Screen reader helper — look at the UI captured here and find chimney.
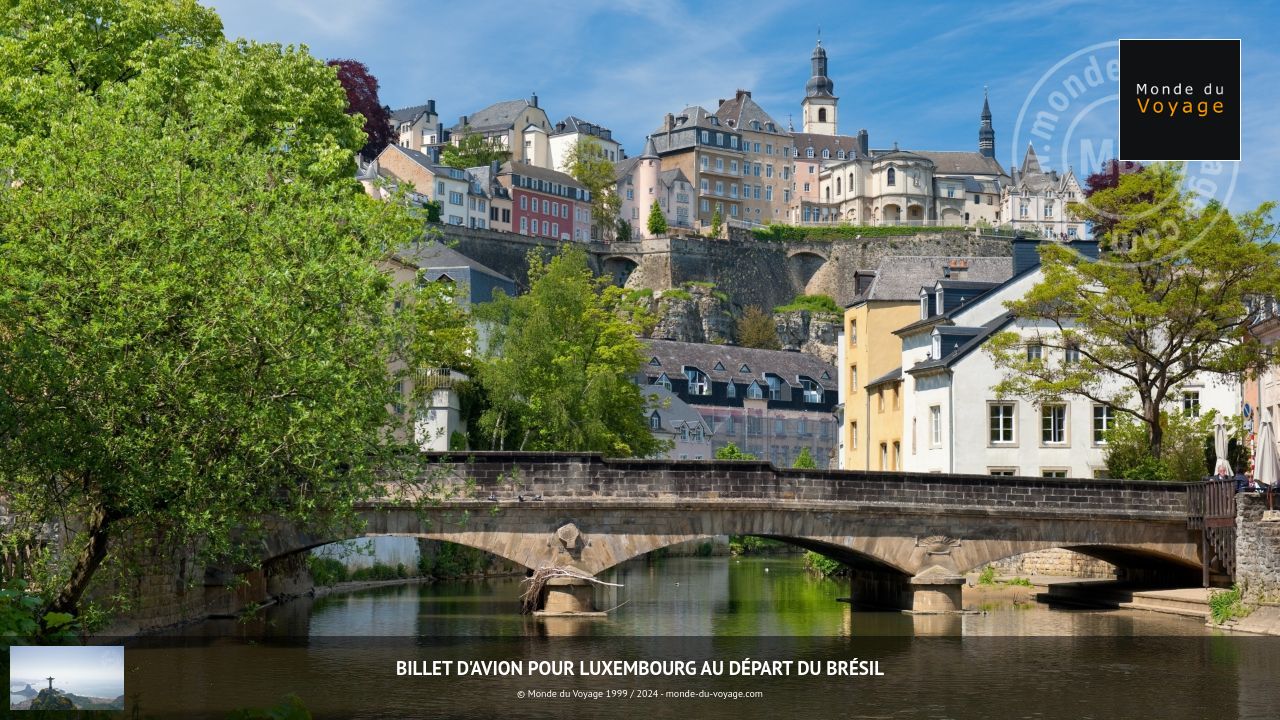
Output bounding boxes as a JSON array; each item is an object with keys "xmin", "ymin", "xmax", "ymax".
[
  {"xmin": 737, "ymin": 89, "xmax": 751, "ymax": 99},
  {"xmin": 857, "ymin": 129, "xmax": 869, "ymax": 155},
  {"xmin": 947, "ymin": 259, "xmax": 969, "ymax": 278},
  {"xmin": 665, "ymin": 113, "xmax": 675, "ymax": 131},
  {"xmin": 459, "ymin": 115, "xmax": 468, "ymax": 127},
  {"xmin": 427, "ymin": 99, "xmax": 436, "ymax": 115},
  {"xmin": 530, "ymin": 92, "xmax": 538, "ymax": 108}
]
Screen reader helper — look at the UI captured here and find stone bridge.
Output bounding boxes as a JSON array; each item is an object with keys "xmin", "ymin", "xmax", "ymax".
[{"xmin": 269, "ymin": 453, "xmax": 1202, "ymax": 614}]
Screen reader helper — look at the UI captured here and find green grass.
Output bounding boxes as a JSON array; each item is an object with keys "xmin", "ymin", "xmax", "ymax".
[
  {"xmin": 306, "ymin": 556, "xmax": 348, "ymax": 586},
  {"xmin": 774, "ymin": 294, "xmax": 841, "ymax": 314},
  {"xmin": 1005, "ymin": 576, "xmax": 1033, "ymax": 587},
  {"xmin": 661, "ymin": 288, "xmax": 693, "ymax": 301},
  {"xmin": 1209, "ymin": 584, "xmax": 1253, "ymax": 624}
]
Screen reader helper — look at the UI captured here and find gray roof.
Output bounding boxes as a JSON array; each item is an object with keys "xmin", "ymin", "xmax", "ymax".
[
  {"xmin": 501, "ymin": 160, "xmax": 587, "ymax": 191},
  {"xmin": 914, "ymin": 150, "xmax": 1006, "ymax": 177},
  {"xmin": 551, "ymin": 116, "xmax": 615, "ymax": 141},
  {"xmin": 381, "ymin": 144, "xmax": 455, "ymax": 176},
  {"xmin": 907, "ymin": 313, "xmax": 1016, "ymax": 374},
  {"xmin": 390, "ymin": 103, "xmax": 436, "ymax": 125},
  {"xmin": 860, "ymin": 256, "xmax": 1013, "ymax": 302},
  {"xmin": 451, "ymin": 99, "xmax": 535, "ymax": 134},
  {"xmin": 641, "ymin": 339, "xmax": 836, "ymax": 387},
  {"xmin": 865, "ymin": 366, "xmax": 902, "ymax": 389},
  {"xmin": 613, "ymin": 156, "xmax": 640, "ymax": 183},
  {"xmin": 651, "ymin": 105, "xmax": 732, "ymax": 136},
  {"xmin": 659, "ymin": 168, "xmax": 690, "ymax": 186},
  {"xmin": 393, "ymin": 241, "xmax": 514, "ymax": 284},
  {"xmin": 793, "ymin": 132, "xmax": 865, "ymax": 161},
  {"xmin": 714, "ymin": 91, "xmax": 787, "ymax": 136},
  {"xmin": 1009, "ymin": 145, "xmax": 1079, "ymax": 192},
  {"xmin": 641, "ymin": 385, "xmax": 711, "ymax": 434}
]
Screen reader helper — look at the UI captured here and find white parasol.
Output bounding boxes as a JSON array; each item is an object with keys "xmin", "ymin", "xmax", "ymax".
[
  {"xmin": 1213, "ymin": 417, "xmax": 1233, "ymax": 477},
  {"xmin": 1255, "ymin": 421, "xmax": 1278, "ymax": 490}
]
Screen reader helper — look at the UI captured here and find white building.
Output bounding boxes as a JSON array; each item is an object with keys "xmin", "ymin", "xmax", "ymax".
[
  {"xmin": 448, "ymin": 95, "xmax": 553, "ymax": 170},
  {"xmin": 549, "ymin": 116, "xmax": 623, "ymax": 173},
  {"xmin": 897, "ymin": 238, "xmax": 1239, "ymax": 478},
  {"xmin": 1003, "ymin": 145, "xmax": 1087, "ymax": 239}
]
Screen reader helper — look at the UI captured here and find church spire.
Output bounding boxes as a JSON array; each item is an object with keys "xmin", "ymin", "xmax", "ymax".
[{"xmin": 978, "ymin": 85, "xmax": 995, "ymax": 159}]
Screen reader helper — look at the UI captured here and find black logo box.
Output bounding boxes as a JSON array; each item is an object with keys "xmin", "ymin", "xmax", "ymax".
[{"xmin": 1119, "ymin": 39, "xmax": 1240, "ymax": 161}]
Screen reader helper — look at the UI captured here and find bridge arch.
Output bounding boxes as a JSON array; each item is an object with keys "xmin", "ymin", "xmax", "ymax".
[
  {"xmin": 601, "ymin": 255, "xmax": 639, "ymax": 286},
  {"xmin": 785, "ymin": 250, "xmax": 828, "ymax": 293}
]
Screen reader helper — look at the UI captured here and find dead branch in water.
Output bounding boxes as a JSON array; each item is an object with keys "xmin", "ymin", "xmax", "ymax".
[{"xmin": 519, "ymin": 566, "xmax": 623, "ymax": 614}]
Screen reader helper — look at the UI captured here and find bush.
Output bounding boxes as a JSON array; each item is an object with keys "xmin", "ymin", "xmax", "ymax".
[
  {"xmin": 419, "ymin": 542, "xmax": 489, "ymax": 579},
  {"xmin": 977, "ymin": 565, "xmax": 998, "ymax": 586},
  {"xmin": 728, "ymin": 535, "xmax": 789, "ymax": 555},
  {"xmin": 774, "ymin": 294, "xmax": 841, "ymax": 315},
  {"xmin": 1104, "ymin": 411, "xmax": 1216, "ymax": 482},
  {"xmin": 803, "ymin": 551, "xmax": 846, "ymax": 577},
  {"xmin": 661, "ymin": 288, "xmax": 693, "ymax": 301},
  {"xmin": 349, "ymin": 563, "xmax": 404, "ymax": 582},
  {"xmin": 306, "ymin": 556, "xmax": 348, "ymax": 586},
  {"xmin": 715, "ymin": 442, "xmax": 756, "ymax": 460}
]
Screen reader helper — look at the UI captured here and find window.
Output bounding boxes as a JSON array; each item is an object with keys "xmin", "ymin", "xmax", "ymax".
[
  {"xmin": 700, "ymin": 179, "xmax": 709, "ymax": 192},
  {"xmin": 990, "ymin": 403, "xmax": 1016, "ymax": 444},
  {"xmin": 803, "ymin": 182, "xmax": 811, "ymax": 192},
  {"xmin": 701, "ymin": 130, "xmax": 709, "ymax": 143},
  {"xmin": 716, "ymin": 158, "xmax": 724, "ymax": 171},
  {"xmin": 436, "ymin": 180, "xmax": 445, "ymax": 195},
  {"xmin": 989, "ymin": 468, "xmax": 1017, "ymax": 477},
  {"xmin": 701, "ymin": 156, "xmax": 709, "ymax": 171},
  {"xmin": 946, "ymin": 185, "xmax": 955, "ymax": 198},
  {"xmin": 887, "ymin": 167, "xmax": 896, "ymax": 186},
  {"xmin": 879, "ymin": 443, "xmax": 888, "ymax": 470},
  {"xmin": 892, "ymin": 441, "xmax": 901, "ymax": 470},
  {"xmin": 730, "ymin": 205, "xmax": 738, "ymax": 217},
  {"xmin": 1183, "ymin": 390, "xmax": 1200, "ymax": 417},
  {"xmin": 806, "ymin": 148, "xmax": 815, "ymax": 158},
  {"xmin": 1026, "ymin": 343, "xmax": 1042, "ymax": 361},
  {"xmin": 774, "ymin": 419, "xmax": 786, "ymax": 436},
  {"xmin": 1093, "ymin": 404, "xmax": 1114, "ymax": 444},
  {"xmin": 1065, "ymin": 343, "xmax": 1081, "ymax": 364},
  {"xmin": 726, "ymin": 382, "xmax": 736, "ymax": 398},
  {"xmin": 520, "ymin": 217, "xmax": 528, "ymax": 233},
  {"xmin": 715, "ymin": 181, "xmax": 724, "ymax": 195},
  {"xmin": 1041, "ymin": 404, "xmax": 1067, "ymax": 444},
  {"xmin": 818, "ymin": 108, "xmax": 827, "ymax": 122},
  {"xmin": 747, "ymin": 381, "xmax": 764, "ymax": 400},
  {"xmin": 1045, "ymin": 201, "xmax": 1055, "ymax": 218},
  {"xmin": 800, "ymin": 378, "xmax": 823, "ymax": 403},
  {"xmin": 700, "ymin": 199, "xmax": 709, "ymax": 212},
  {"xmin": 765, "ymin": 375, "xmax": 783, "ymax": 400},
  {"xmin": 541, "ymin": 220, "xmax": 549, "ymax": 235},
  {"xmin": 542, "ymin": 200, "xmax": 550, "ymax": 214},
  {"xmin": 822, "ymin": 148, "xmax": 830, "ymax": 159},
  {"xmin": 655, "ymin": 373, "xmax": 672, "ymax": 391},
  {"xmin": 929, "ymin": 406, "xmax": 942, "ymax": 446},
  {"xmin": 1042, "ymin": 469, "xmax": 1068, "ymax": 478},
  {"xmin": 650, "ymin": 412, "xmax": 661, "ymax": 430},
  {"xmin": 731, "ymin": 160, "xmax": 739, "ymax": 173},
  {"xmin": 851, "ymin": 421, "xmax": 858, "ymax": 449},
  {"xmin": 685, "ymin": 367, "xmax": 710, "ymax": 396}
]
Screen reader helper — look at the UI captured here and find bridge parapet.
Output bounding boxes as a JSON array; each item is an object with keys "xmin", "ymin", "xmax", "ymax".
[{"xmin": 412, "ymin": 452, "xmax": 1190, "ymax": 519}]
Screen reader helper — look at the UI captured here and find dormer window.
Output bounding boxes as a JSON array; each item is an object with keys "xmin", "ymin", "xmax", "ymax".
[
  {"xmin": 649, "ymin": 412, "xmax": 661, "ymax": 430},
  {"xmin": 655, "ymin": 373, "xmax": 673, "ymax": 391},
  {"xmin": 806, "ymin": 148, "xmax": 815, "ymax": 159},
  {"xmin": 935, "ymin": 288, "xmax": 944, "ymax": 313},
  {"xmin": 747, "ymin": 381, "xmax": 764, "ymax": 400},
  {"xmin": 822, "ymin": 149, "xmax": 830, "ymax": 159},
  {"xmin": 920, "ymin": 289, "xmax": 930, "ymax": 319},
  {"xmin": 800, "ymin": 377, "xmax": 823, "ymax": 404},
  {"xmin": 684, "ymin": 367, "xmax": 710, "ymax": 396},
  {"xmin": 931, "ymin": 333, "xmax": 942, "ymax": 360}
]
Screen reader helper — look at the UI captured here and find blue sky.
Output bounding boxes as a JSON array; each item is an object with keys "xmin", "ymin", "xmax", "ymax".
[
  {"xmin": 9, "ymin": 646, "xmax": 125, "ymax": 697},
  {"xmin": 207, "ymin": 0, "xmax": 1277, "ymax": 212}
]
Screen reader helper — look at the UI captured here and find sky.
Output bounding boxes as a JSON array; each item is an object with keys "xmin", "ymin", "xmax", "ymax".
[
  {"xmin": 207, "ymin": 0, "xmax": 1278, "ymax": 212},
  {"xmin": 9, "ymin": 646, "xmax": 125, "ymax": 697}
]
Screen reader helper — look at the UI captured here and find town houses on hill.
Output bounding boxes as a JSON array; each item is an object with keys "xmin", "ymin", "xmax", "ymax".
[{"xmin": 363, "ymin": 40, "xmax": 1084, "ymax": 242}]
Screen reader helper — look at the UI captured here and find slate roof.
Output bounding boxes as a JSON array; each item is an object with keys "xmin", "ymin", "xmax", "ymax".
[
  {"xmin": 907, "ymin": 313, "xmax": 1016, "ymax": 374},
  {"xmin": 859, "ymin": 256, "xmax": 1013, "ymax": 303},
  {"xmin": 502, "ymin": 160, "xmax": 587, "ymax": 191},
  {"xmin": 793, "ymin": 132, "xmax": 865, "ymax": 161},
  {"xmin": 390, "ymin": 103, "xmax": 436, "ymax": 125},
  {"xmin": 913, "ymin": 150, "xmax": 1007, "ymax": 177},
  {"xmin": 659, "ymin": 168, "xmax": 690, "ymax": 186},
  {"xmin": 641, "ymin": 385, "xmax": 712, "ymax": 434},
  {"xmin": 614, "ymin": 156, "xmax": 640, "ymax": 183},
  {"xmin": 551, "ymin": 116, "xmax": 615, "ymax": 140},
  {"xmin": 865, "ymin": 366, "xmax": 902, "ymax": 389},
  {"xmin": 714, "ymin": 91, "xmax": 787, "ymax": 135},
  {"xmin": 1008, "ymin": 145, "xmax": 1079, "ymax": 192},
  {"xmin": 641, "ymin": 339, "xmax": 836, "ymax": 386},
  {"xmin": 651, "ymin": 106, "xmax": 730, "ymax": 136},
  {"xmin": 382, "ymin": 144, "xmax": 455, "ymax": 176},
  {"xmin": 450, "ymin": 99, "xmax": 535, "ymax": 134},
  {"xmin": 393, "ymin": 241, "xmax": 514, "ymax": 284}
]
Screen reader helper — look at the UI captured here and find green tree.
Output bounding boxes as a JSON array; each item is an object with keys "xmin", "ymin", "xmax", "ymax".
[
  {"xmin": 792, "ymin": 447, "xmax": 817, "ymax": 469},
  {"xmin": 0, "ymin": 0, "xmax": 420, "ymax": 616},
  {"xmin": 562, "ymin": 136, "xmax": 619, "ymax": 240},
  {"xmin": 616, "ymin": 215, "xmax": 633, "ymax": 242},
  {"xmin": 647, "ymin": 200, "xmax": 668, "ymax": 236},
  {"xmin": 710, "ymin": 206, "xmax": 723, "ymax": 238},
  {"xmin": 404, "ymin": 275, "xmax": 477, "ymax": 378},
  {"xmin": 987, "ymin": 165, "xmax": 1280, "ymax": 459},
  {"xmin": 440, "ymin": 125, "xmax": 510, "ymax": 169},
  {"xmin": 1103, "ymin": 411, "xmax": 1214, "ymax": 482},
  {"xmin": 474, "ymin": 247, "xmax": 662, "ymax": 456},
  {"xmin": 715, "ymin": 443, "xmax": 756, "ymax": 460},
  {"xmin": 736, "ymin": 306, "xmax": 780, "ymax": 350}
]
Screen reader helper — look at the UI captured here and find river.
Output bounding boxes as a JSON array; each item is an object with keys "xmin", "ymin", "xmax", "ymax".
[{"xmin": 122, "ymin": 556, "xmax": 1280, "ymax": 719}]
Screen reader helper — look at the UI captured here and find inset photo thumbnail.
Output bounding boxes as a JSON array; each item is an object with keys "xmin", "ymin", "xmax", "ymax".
[{"xmin": 9, "ymin": 646, "xmax": 124, "ymax": 712}]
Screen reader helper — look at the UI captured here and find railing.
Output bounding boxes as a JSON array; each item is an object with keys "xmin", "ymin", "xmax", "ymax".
[{"xmin": 1188, "ymin": 479, "xmax": 1236, "ymax": 585}]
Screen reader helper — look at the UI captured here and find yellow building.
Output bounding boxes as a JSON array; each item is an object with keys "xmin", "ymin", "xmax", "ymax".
[{"xmin": 839, "ymin": 256, "xmax": 1012, "ymax": 470}]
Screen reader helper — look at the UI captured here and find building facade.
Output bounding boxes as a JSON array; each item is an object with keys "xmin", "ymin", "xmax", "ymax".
[
  {"xmin": 839, "ymin": 256, "xmax": 1013, "ymax": 470},
  {"xmin": 642, "ymin": 385, "xmax": 714, "ymax": 460},
  {"xmin": 714, "ymin": 89, "xmax": 796, "ymax": 226},
  {"xmin": 649, "ymin": 106, "xmax": 746, "ymax": 229},
  {"xmin": 449, "ymin": 96, "xmax": 553, "ymax": 170},
  {"xmin": 550, "ymin": 116, "xmax": 623, "ymax": 172},
  {"xmin": 896, "ymin": 238, "xmax": 1239, "ymax": 477},
  {"xmin": 497, "ymin": 160, "xmax": 591, "ymax": 241},
  {"xmin": 640, "ymin": 339, "xmax": 840, "ymax": 468},
  {"xmin": 368, "ymin": 144, "xmax": 483, "ymax": 227},
  {"xmin": 390, "ymin": 100, "xmax": 444, "ymax": 155},
  {"xmin": 615, "ymin": 137, "xmax": 694, "ymax": 237},
  {"xmin": 1003, "ymin": 145, "xmax": 1087, "ymax": 239}
]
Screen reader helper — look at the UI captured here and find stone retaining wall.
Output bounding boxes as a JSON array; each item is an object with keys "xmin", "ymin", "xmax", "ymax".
[{"xmin": 1237, "ymin": 494, "xmax": 1280, "ymax": 598}]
